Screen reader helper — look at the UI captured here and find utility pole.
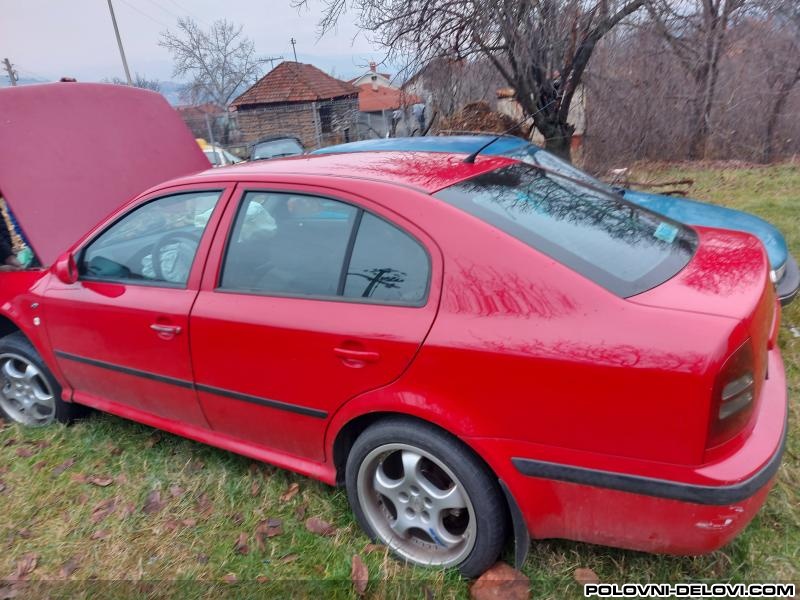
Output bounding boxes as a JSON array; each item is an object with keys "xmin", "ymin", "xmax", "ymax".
[
  {"xmin": 2, "ymin": 58, "xmax": 18, "ymax": 86},
  {"xmin": 290, "ymin": 38, "xmax": 298, "ymax": 62},
  {"xmin": 106, "ymin": 0, "xmax": 133, "ymax": 85}
]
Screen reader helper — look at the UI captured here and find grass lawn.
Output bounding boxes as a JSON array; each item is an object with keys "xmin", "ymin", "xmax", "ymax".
[{"xmin": 1, "ymin": 162, "xmax": 798, "ymax": 599}]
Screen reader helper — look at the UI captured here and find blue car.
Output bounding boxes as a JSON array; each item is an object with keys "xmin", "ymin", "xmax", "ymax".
[{"xmin": 314, "ymin": 135, "xmax": 798, "ymax": 305}]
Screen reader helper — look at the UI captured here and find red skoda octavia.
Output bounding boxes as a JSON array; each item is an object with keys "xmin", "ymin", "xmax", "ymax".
[{"xmin": 0, "ymin": 84, "xmax": 787, "ymax": 576}]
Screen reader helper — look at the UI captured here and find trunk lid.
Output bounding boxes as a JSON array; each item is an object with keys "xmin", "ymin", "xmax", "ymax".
[{"xmin": 0, "ymin": 82, "xmax": 210, "ymax": 265}]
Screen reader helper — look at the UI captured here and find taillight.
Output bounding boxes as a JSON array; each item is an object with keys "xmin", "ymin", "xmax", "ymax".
[{"xmin": 708, "ymin": 339, "xmax": 756, "ymax": 448}]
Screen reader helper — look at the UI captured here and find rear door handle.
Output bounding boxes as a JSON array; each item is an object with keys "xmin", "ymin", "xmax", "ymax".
[
  {"xmin": 150, "ymin": 323, "xmax": 182, "ymax": 337},
  {"xmin": 333, "ymin": 347, "xmax": 380, "ymax": 364}
]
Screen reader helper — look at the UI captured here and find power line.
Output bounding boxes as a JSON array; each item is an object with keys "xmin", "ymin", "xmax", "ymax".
[{"xmin": 116, "ymin": 0, "xmax": 170, "ymax": 28}]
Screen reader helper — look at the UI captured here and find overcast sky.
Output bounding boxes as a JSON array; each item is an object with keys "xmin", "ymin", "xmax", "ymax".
[{"xmin": 0, "ymin": 0, "xmax": 383, "ymax": 83}]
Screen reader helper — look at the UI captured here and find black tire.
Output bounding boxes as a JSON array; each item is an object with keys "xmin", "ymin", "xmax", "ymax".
[
  {"xmin": 345, "ymin": 417, "xmax": 508, "ymax": 577},
  {"xmin": 0, "ymin": 332, "xmax": 86, "ymax": 426}
]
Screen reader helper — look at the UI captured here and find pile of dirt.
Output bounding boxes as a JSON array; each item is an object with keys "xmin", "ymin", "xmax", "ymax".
[{"xmin": 438, "ymin": 101, "xmax": 531, "ymax": 138}]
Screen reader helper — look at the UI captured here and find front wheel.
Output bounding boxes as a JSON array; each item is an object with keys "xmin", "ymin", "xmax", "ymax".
[
  {"xmin": 0, "ymin": 332, "xmax": 82, "ymax": 426},
  {"xmin": 345, "ymin": 418, "xmax": 508, "ymax": 577}
]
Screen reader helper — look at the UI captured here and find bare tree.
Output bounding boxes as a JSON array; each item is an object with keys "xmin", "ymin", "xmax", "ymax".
[
  {"xmin": 159, "ymin": 18, "xmax": 268, "ymax": 107},
  {"xmin": 757, "ymin": 0, "xmax": 800, "ymax": 162},
  {"xmin": 105, "ymin": 73, "xmax": 162, "ymax": 92},
  {"xmin": 300, "ymin": 0, "xmax": 645, "ymax": 160},
  {"xmin": 647, "ymin": 0, "xmax": 751, "ymax": 159}
]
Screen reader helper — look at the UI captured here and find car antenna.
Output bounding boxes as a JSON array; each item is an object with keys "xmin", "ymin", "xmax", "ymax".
[{"xmin": 462, "ymin": 99, "xmax": 557, "ymax": 164}]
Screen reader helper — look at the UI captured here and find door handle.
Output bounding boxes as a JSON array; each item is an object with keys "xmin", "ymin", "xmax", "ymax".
[
  {"xmin": 333, "ymin": 347, "xmax": 380, "ymax": 364},
  {"xmin": 150, "ymin": 323, "xmax": 182, "ymax": 336}
]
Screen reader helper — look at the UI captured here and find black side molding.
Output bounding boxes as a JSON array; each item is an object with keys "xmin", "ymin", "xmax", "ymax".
[
  {"xmin": 54, "ymin": 350, "xmax": 327, "ymax": 419},
  {"xmin": 512, "ymin": 412, "xmax": 786, "ymax": 506}
]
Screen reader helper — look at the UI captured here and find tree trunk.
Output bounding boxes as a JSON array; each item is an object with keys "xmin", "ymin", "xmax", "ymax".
[
  {"xmin": 762, "ymin": 67, "xmax": 800, "ymax": 163},
  {"xmin": 543, "ymin": 128, "xmax": 573, "ymax": 160}
]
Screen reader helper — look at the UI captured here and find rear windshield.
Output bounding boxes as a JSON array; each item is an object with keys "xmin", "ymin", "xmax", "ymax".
[
  {"xmin": 252, "ymin": 139, "xmax": 304, "ymax": 160},
  {"xmin": 434, "ymin": 163, "xmax": 697, "ymax": 297}
]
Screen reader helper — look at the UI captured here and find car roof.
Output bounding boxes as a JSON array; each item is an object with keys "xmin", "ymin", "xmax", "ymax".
[
  {"xmin": 312, "ymin": 135, "xmax": 532, "ymax": 157},
  {"xmin": 178, "ymin": 151, "xmax": 516, "ymax": 194}
]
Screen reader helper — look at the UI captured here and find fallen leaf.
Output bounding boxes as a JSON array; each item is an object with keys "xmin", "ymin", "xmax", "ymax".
[
  {"xmin": 16, "ymin": 529, "xmax": 31, "ymax": 539},
  {"xmin": 363, "ymin": 543, "xmax": 385, "ymax": 554},
  {"xmin": 234, "ymin": 532, "xmax": 249, "ymax": 555},
  {"xmin": 91, "ymin": 498, "xmax": 116, "ymax": 523},
  {"xmin": 222, "ymin": 573, "xmax": 238, "ymax": 584},
  {"xmin": 294, "ymin": 502, "xmax": 307, "ymax": 520},
  {"xmin": 59, "ymin": 557, "xmax": 80, "ymax": 578},
  {"xmin": 196, "ymin": 554, "xmax": 209, "ymax": 564},
  {"xmin": 248, "ymin": 463, "xmax": 261, "ymax": 476},
  {"xmin": 169, "ymin": 484, "xmax": 184, "ymax": 498},
  {"xmin": 256, "ymin": 575, "xmax": 269, "ymax": 583},
  {"xmin": 87, "ymin": 475, "xmax": 114, "ymax": 487},
  {"xmin": 231, "ymin": 512, "xmax": 245, "ymax": 526},
  {"xmin": 77, "ymin": 493, "xmax": 89, "ymax": 505},
  {"xmin": 115, "ymin": 473, "xmax": 128, "ymax": 485},
  {"xmin": 280, "ymin": 482, "xmax": 300, "ymax": 503},
  {"xmin": 2, "ymin": 438, "xmax": 17, "ymax": 447},
  {"xmin": 351, "ymin": 554, "xmax": 368, "ymax": 596},
  {"xmin": 14, "ymin": 447, "xmax": 33, "ymax": 458},
  {"xmin": 144, "ymin": 432, "xmax": 162, "ymax": 448},
  {"xmin": 71, "ymin": 473, "xmax": 88, "ymax": 484},
  {"xmin": 118, "ymin": 502, "xmax": 136, "ymax": 519},
  {"xmin": 142, "ymin": 490, "xmax": 164, "ymax": 514},
  {"xmin": 277, "ymin": 553, "xmax": 299, "ymax": 564},
  {"xmin": 181, "ymin": 518, "xmax": 197, "ymax": 528},
  {"xmin": 15, "ymin": 553, "xmax": 38, "ymax": 578},
  {"xmin": 33, "ymin": 461, "xmax": 47, "ymax": 471},
  {"xmin": 574, "ymin": 567, "xmax": 600, "ymax": 585},
  {"xmin": 470, "ymin": 562, "xmax": 530, "ymax": 600},
  {"xmin": 255, "ymin": 518, "xmax": 283, "ymax": 550},
  {"xmin": 90, "ymin": 529, "xmax": 110, "ymax": 540},
  {"xmin": 196, "ymin": 493, "xmax": 214, "ymax": 518},
  {"xmin": 305, "ymin": 517, "xmax": 336, "ymax": 536},
  {"xmin": 185, "ymin": 459, "xmax": 204, "ymax": 475},
  {"xmin": 108, "ymin": 445, "xmax": 123, "ymax": 456},
  {"xmin": 33, "ymin": 440, "xmax": 50, "ymax": 449},
  {"xmin": 0, "ymin": 480, "xmax": 5, "ymax": 493},
  {"xmin": 162, "ymin": 519, "xmax": 181, "ymax": 533},
  {"xmin": 250, "ymin": 481, "xmax": 260, "ymax": 497},
  {"xmin": 52, "ymin": 458, "xmax": 75, "ymax": 476}
]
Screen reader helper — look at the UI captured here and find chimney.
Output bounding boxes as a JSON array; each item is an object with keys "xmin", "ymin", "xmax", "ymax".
[{"xmin": 369, "ymin": 61, "xmax": 377, "ymax": 73}]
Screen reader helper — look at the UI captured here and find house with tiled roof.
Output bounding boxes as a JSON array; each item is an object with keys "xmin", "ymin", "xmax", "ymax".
[
  {"xmin": 231, "ymin": 61, "xmax": 359, "ymax": 149},
  {"xmin": 348, "ymin": 62, "xmax": 393, "ymax": 89}
]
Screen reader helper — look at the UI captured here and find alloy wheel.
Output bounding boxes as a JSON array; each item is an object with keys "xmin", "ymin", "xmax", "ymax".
[
  {"xmin": 0, "ymin": 352, "xmax": 56, "ymax": 426},
  {"xmin": 356, "ymin": 442, "xmax": 477, "ymax": 567}
]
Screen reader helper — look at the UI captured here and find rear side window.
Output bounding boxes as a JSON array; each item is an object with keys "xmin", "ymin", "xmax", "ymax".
[
  {"xmin": 220, "ymin": 192, "xmax": 430, "ymax": 305},
  {"xmin": 434, "ymin": 164, "xmax": 697, "ymax": 297},
  {"xmin": 344, "ymin": 212, "xmax": 429, "ymax": 303}
]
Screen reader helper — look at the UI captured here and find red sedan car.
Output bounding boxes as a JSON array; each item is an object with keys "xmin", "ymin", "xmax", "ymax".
[{"xmin": 0, "ymin": 84, "xmax": 787, "ymax": 576}]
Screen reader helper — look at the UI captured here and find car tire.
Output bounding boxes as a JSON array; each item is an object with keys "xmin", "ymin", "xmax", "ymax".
[
  {"xmin": 345, "ymin": 417, "xmax": 508, "ymax": 578},
  {"xmin": 0, "ymin": 332, "xmax": 84, "ymax": 426}
]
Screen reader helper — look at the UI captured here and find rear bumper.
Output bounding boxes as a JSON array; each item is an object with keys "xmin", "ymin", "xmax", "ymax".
[
  {"xmin": 472, "ymin": 347, "xmax": 787, "ymax": 554},
  {"xmin": 776, "ymin": 254, "xmax": 799, "ymax": 306}
]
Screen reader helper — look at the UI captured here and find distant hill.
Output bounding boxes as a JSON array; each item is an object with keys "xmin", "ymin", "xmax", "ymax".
[{"xmin": 0, "ymin": 76, "xmax": 186, "ymax": 106}]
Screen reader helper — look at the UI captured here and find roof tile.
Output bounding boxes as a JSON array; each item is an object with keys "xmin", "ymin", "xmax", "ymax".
[{"xmin": 231, "ymin": 61, "xmax": 358, "ymax": 107}]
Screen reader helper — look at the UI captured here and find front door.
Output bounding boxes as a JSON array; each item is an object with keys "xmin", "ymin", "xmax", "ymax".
[
  {"xmin": 189, "ymin": 186, "xmax": 441, "ymax": 460},
  {"xmin": 44, "ymin": 186, "xmax": 229, "ymax": 426}
]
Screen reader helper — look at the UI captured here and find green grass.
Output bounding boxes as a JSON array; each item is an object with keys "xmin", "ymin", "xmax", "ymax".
[{"xmin": 1, "ymin": 162, "xmax": 798, "ymax": 598}]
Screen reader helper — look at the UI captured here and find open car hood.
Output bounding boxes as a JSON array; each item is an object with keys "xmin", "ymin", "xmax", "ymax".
[{"xmin": 0, "ymin": 83, "xmax": 210, "ymax": 265}]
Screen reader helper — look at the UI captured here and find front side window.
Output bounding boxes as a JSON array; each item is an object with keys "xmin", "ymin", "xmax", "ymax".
[
  {"xmin": 434, "ymin": 164, "xmax": 696, "ymax": 297},
  {"xmin": 220, "ymin": 191, "xmax": 430, "ymax": 305},
  {"xmin": 81, "ymin": 190, "xmax": 221, "ymax": 286}
]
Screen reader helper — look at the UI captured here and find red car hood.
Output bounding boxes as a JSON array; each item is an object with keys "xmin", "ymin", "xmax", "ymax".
[
  {"xmin": 0, "ymin": 83, "xmax": 209, "ymax": 265},
  {"xmin": 630, "ymin": 226, "xmax": 772, "ymax": 320}
]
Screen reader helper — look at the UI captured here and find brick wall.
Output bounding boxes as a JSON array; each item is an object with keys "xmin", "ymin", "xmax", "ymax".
[{"xmin": 234, "ymin": 96, "xmax": 359, "ymax": 150}]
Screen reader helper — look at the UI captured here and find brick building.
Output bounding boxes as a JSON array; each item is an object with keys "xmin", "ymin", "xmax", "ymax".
[{"xmin": 230, "ymin": 61, "xmax": 359, "ymax": 150}]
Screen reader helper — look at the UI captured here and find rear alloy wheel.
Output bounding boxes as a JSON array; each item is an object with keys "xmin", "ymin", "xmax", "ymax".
[
  {"xmin": 346, "ymin": 419, "xmax": 507, "ymax": 577},
  {"xmin": 0, "ymin": 332, "xmax": 82, "ymax": 426}
]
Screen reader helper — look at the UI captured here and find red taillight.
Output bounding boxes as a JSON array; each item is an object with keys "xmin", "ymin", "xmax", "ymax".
[{"xmin": 708, "ymin": 339, "xmax": 756, "ymax": 448}]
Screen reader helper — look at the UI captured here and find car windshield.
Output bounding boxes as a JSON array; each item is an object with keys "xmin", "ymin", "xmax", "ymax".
[
  {"xmin": 434, "ymin": 163, "xmax": 697, "ymax": 297},
  {"xmin": 252, "ymin": 138, "xmax": 304, "ymax": 160},
  {"xmin": 512, "ymin": 147, "xmax": 616, "ymax": 194}
]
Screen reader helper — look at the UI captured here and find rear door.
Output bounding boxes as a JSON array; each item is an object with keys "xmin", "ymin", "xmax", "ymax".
[{"xmin": 189, "ymin": 184, "xmax": 442, "ymax": 460}]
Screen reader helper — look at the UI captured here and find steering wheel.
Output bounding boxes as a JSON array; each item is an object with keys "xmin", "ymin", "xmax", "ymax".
[{"xmin": 151, "ymin": 230, "xmax": 202, "ymax": 282}]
